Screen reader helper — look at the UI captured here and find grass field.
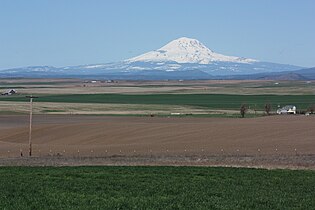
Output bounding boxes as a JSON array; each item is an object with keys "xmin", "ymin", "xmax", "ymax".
[
  {"xmin": 1, "ymin": 93, "xmax": 315, "ymax": 110},
  {"xmin": 0, "ymin": 166, "xmax": 314, "ymax": 209}
]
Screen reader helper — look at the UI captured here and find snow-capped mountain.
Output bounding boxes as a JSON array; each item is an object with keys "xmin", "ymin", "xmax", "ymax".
[
  {"xmin": 0, "ymin": 37, "xmax": 304, "ymax": 79},
  {"xmin": 127, "ymin": 37, "xmax": 256, "ymax": 64}
]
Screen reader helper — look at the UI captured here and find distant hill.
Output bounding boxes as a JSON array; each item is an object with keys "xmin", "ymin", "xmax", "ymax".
[
  {"xmin": 256, "ymin": 72, "xmax": 307, "ymax": 80},
  {"xmin": 221, "ymin": 67, "xmax": 315, "ymax": 80},
  {"xmin": 293, "ymin": 67, "xmax": 315, "ymax": 79}
]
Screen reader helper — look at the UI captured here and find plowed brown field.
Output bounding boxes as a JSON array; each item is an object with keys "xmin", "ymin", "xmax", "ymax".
[{"xmin": 1, "ymin": 115, "xmax": 314, "ymax": 159}]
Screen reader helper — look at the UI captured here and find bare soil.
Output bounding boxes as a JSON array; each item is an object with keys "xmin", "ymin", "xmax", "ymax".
[
  {"xmin": 0, "ymin": 115, "xmax": 314, "ymax": 168},
  {"xmin": 1, "ymin": 155, "xmax": 314, "ymax": 170},
  {"xmin": 1, "ymin": 79, "xmax": 314, "ymax": 95}
]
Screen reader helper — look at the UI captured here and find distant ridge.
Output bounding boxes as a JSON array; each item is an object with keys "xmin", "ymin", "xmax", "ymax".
[
  {"xmin": 257, "ymin": 72, "xmax": 307, "ymax": 80},
  {"xmin": 293, "ymin": 67, "xmax": 315, "ymax": 79}
]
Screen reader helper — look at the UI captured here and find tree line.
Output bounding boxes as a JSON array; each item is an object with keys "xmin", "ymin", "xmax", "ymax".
[{"xmin": 240, "ymin": 104, "xmax": 315, "ymax": 118}]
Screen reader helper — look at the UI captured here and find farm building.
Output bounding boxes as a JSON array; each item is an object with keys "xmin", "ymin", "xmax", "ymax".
[
  {"xmin": 277, "ymin": 105, "xmax": 296, "ymax": 114},
  {"xmin": 1, "ymin": 89, "xmax": 17, "ymax": 96}
]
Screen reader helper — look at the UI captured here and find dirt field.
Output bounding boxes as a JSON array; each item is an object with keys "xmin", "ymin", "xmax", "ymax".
[
  {"xmin": 1, "ymin": 79, "xmax": 314, "ymax": 95},
  {"xmin": 0, "ymin": 101, "xmax": 218, "ymax": 115},
  {"xmin": 0, "ymin": 115, "xmax": 314, "ymax": 168}
]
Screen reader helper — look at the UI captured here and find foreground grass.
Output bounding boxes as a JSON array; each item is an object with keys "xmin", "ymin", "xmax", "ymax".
[
  {"xmin": 0, "ymin": 166, "xmax": 314, "ymax": 209},
  {"xmin": 1, "ymin": 93, "xmax": 315, "ymax": 110}
]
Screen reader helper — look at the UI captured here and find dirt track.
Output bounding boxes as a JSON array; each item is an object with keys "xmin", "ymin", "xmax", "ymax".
[{"xmin": 0, "ymin": 115, "xmax": 314, "ymax": 168}]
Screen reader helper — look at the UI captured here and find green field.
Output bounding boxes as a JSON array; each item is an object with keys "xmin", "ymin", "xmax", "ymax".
[
  {"xmin": 0, "ymin": 166, "xmax": 314, "ymax": 209},
  {"xmin": 1, "ymin": 93, "xmax": 315, "ymax": 110}
]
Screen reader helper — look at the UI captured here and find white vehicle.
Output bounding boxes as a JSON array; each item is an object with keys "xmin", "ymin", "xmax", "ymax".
[{"xmin": 277, "ymin": 105, "xmax": 296, "ymax": 115}]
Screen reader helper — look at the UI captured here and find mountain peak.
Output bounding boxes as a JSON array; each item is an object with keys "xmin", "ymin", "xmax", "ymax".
[
  {"xmin": 160, "ymin": 37, "xmax": 214, "ymax": 54},
  {"xmin": 167, "ymin": 37, "xmax": 209, "ymax": 48},
  {"xmin": 127, "ymin": 37, "xmax": 257, "ymax": 64}
]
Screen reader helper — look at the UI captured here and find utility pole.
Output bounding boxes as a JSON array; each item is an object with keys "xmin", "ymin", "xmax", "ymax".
[{"xmin": 26, "ymin": 96, "xmax": 38, "ymax": 157}]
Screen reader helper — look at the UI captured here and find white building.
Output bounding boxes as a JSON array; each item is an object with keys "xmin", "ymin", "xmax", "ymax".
[
  {"xmin": 1, "ymin": 89, "xmax": 17, "ymax": 96},
  {"xmin": 277, "ymin": 105, "xmax": 296, "ymax": 115}
]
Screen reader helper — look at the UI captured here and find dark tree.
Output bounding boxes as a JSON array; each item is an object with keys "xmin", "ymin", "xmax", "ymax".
[
  {"xmin": 240, "ymin": 104, "xmax": 248, "ymax": 118},
  {"xmin": 265, "ymin": 103, "xmax": 272, "ymax": 115},
  {"xmin": 308, "ymin": 105, "xmax": 315, "ymax": 114}
]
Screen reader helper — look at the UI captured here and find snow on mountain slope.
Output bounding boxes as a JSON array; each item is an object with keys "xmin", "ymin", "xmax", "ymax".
[
  {"xmin": 127, "ymin": 37, "xmax": 257, "ymax": 64},
  {"xmin": 0, "ymin": 37, "xmax": 304, "ymax": 79}
]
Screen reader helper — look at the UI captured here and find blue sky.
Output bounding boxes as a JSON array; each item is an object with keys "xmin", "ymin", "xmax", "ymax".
[{"xmin": 0, "ymin": 0, "xmax": 314, "ymax": 69}]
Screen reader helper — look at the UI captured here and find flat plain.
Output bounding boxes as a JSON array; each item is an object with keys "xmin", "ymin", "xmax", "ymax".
[
  {"xmin": 0, "ymin": 79, "xmax": 314, "ymax": 168},
  {"xmin": 1, "ymin": 79, "xmax": 315, "ymax": 209},
  {"xmin": 1, "ymin": 79, "xmax": 315, "ymax": 115}
]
